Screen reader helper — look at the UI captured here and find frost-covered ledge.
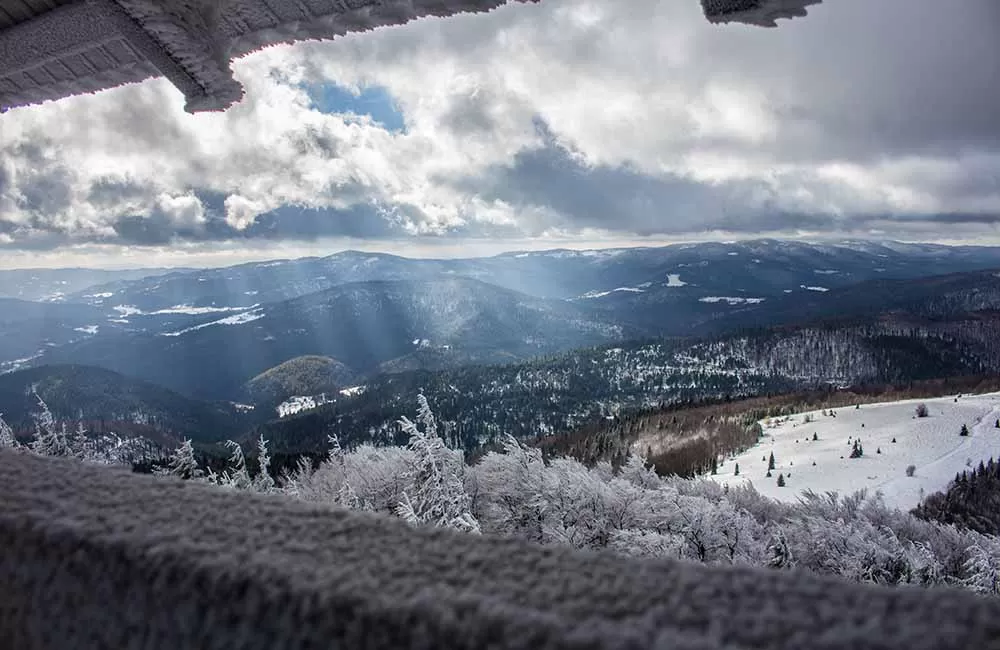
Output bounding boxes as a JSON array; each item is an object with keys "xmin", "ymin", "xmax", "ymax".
[
  {"xmin": 1, "ymin": 450, "xmax": 998, "ymax": 650},
  {"xmin": 701, "ymin": 0, "xmax": 823, "ymax": 27},
  {"xmin": 1, "ymin": 0, "xmax": 824, "ymax": 113}
]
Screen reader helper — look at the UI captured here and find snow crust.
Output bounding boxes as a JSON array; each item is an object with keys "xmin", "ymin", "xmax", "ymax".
[
  {"xmin": 276, "ymin": 394, "xmax": 331, "ymax": 418},
  {"xmin": 665, "ymin": 274, "xmax": 688, "ymax": 287},
  {"xmin": 709, "ymin": 392, "xmax": 1000, "ymax": 510},
  {"xmin": 698, "ymin": 296, "xmax": 766, "ymax": 305},
  {"xmin": 149, "ymin": 304, "xmax": 252, "ymax": 315},
  {"xmin": 160, "ymin": 308, "xmax": 265, "ymax": 336},
  {"xmin": 579, "ymin": 287, "xmax": 645, "ymax": 299}
]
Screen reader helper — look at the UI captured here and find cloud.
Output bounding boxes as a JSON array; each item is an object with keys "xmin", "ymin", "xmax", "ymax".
[{"xmin": 0, "ymin": 0, "xmax": 998, "ymax": 257}]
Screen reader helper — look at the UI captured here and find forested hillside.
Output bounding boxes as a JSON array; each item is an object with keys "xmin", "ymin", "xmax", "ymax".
[
  {"xmin": 255, "ymin": 317, "xmax": 1000, "ymax": 455},
  {"xmin": 0, "ymin": 365, "xmax": 253, "ymax": 443}
]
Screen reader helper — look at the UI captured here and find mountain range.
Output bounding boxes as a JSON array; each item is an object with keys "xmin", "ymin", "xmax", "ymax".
[{"xmin": 5, "ymin": 238, "xmax": 1000, "ymax": 454}]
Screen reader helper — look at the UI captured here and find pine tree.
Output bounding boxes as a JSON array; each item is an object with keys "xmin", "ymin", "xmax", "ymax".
[
  {"xmin": 0, "ymin": 413, "xmax": 19, "ymax": 449},
  {"xmin": 812, "ymin": 432, "xmax": 818, "ymax": 441},
  {"xmin": 850, "ymin": 439, "xmax": 864, "ymax": 459},
  {"xmin": 252, "ymin": 435, "xmax": 275, "ymax": 492},
  {"xmin": 960, "ymin": 424, "xmax": 970, "ymax": 437},
  {"xmin": 777, "ymin": 473, "xmax": 786, "ymax": 487},
  {"xmin": 995, "ymin": 419, "xmax": 999, "ymax": 429},
  {"xmin": 29, "ymin": 390, "xmax": 70, "ymax": 457},
  {"xmin": 734, "ymin": 462, "xmax": 740, "ymax": 476},
  {"xmin": 768, "ymin": 452, "xmax": 775, "ymax": 471},
  {"xmin": 711, "ymin": 457, "xmax": 718, "ymax": 475},
  {"xmin": 156, "ymin": 439, "xmax": 202, "ymax": 479}
]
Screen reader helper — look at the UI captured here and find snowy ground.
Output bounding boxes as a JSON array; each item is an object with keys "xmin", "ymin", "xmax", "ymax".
[{"xmin": 707, "ymin": 392, "xmax": 1000, "ymax": 510}]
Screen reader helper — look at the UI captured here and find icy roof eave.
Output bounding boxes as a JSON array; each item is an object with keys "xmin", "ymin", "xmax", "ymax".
[{"xmin": 1, "ymin": 0, "xmax": 821, "ymax": 114}]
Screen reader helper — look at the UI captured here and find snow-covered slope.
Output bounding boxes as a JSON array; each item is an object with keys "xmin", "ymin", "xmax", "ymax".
[{"xmin": 709, "ymin": 392, "xmax": 1000, "ymax": 510}]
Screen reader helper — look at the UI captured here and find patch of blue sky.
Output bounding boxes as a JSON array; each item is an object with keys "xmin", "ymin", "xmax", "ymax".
[{"xmin": 306, "ymin": 83, "xmax": 406, "ymax": 133}]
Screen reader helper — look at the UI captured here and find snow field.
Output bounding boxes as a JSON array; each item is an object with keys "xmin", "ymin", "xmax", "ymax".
[{"xmin": 708, "ymin": 392, "xmax": 1000, "ymax": 510}]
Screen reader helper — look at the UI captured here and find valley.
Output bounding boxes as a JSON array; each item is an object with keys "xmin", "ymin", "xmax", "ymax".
[{"xmin": 5, "ymin": 238, "xmax": 1000, "ymax": 467}]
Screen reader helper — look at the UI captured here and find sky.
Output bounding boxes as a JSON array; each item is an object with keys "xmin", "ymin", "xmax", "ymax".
[{"xmin": 1, "ymin": 0, "xmax": 999, "ymax": 269}]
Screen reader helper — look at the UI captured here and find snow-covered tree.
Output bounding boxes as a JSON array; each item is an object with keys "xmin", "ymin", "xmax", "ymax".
[
  {"xmin": 0, "ymin": 413, "xmax": 20, "ymax": 449},
  {"xmin": 964, "ymin": 537, "xmax": 1000, "ymax": 596},
  {"xmin": 29, "ymin": 389, "xmax": 71, "ymax": 457},
  {"xmin": 252, "ymin": 435, "xmax": 275, "ymax": 492},
  {"xmin": 156, "ymin": 439, "xmax": 203, "ymax": 479},
  {"xmin": 395, "ymin": 394, "xmax": 480, "ymax": 534},
  {"xmin": 208, "ymin": 440, "xmax": 253, "ymax": 490}
]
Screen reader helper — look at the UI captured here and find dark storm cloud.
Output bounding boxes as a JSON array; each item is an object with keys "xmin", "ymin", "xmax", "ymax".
[
  {"xmin": 691, "ymin": 0, "xmax": 1000, "ymax": 163},
  {"xmin": 18, "ymin": 168, "xmax": 74, "ymax": 215},
  {"xmin": 101, "ymin": 198, "xmax": 404, "ymax": 247},
  {"xmin": 87, "ymin": 179, "xmax": 149, "ymax": 207},
  {"xmin": 464, "ymin": 139, "xmax": 998, "ymax": 235},
  {"xmin": 245, "ymin": 204, "xmax": 402, "ymax": 240}
]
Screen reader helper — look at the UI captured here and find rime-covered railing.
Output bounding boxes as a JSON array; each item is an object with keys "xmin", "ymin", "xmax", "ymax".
[{"xmin": 1, "ymin": 449, "xmax": 998, "ymax": 650}]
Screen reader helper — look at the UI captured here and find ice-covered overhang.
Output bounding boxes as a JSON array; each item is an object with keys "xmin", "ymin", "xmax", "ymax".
[
  {"xmin": 701, "ymin": 0, "xmax": 823, "ymax": 27},
  {"xmin": 0, "ymin": 0, "xmax": 822, "ymax": 114}
]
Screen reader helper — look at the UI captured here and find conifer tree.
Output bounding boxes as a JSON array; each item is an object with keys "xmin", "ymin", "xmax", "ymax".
[
  {"xmin": 0, "ymin": 413, "xmax": 19, "ymax": 449},
  {"xmin": 960, "ymin": 424, "xmax": 970, "ymax": 437},
  {"xmin": 777, "ymin": 473, "xmax": 786, "ymax": 487},
  {"xmin": 156, "ymin": 439, "xmax": 202, "ymax": 479},
  {"xmin": 768, "ymin": 452, "xmax": 775, "ymax": 471}
]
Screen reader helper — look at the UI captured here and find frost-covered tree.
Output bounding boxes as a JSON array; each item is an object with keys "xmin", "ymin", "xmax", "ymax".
[
  {"xmin": 768, "ymin": 452, "xmax": 775, "ymax": 471},
  {"xmin": 960, "ymin": 424, "xmax": 970, "ymax": 437},
  {"xmin": 471, "ymin": 434, "xmax": 547, "ymax": 541},
  {"xmin": 29, "ymin": 389, "xmax": 71, "ymax": 458},
  {"xmin": 156, "ymin": 439, "xmax": 203, "ymax": 479},
  {"xmin": 395, "ymin": 394, "xmax": 480, "ymax": 534},
  {"xmin": 0, "ymin": 413, "xmax": 20, "ymax": 449},
  {"xmin": 963, "ymin": 537, "xmax": 1000, "ymax": 596},
  {"xmin": 208, "ymin": 440, "xmax": 254, "ymax": 490},
  {"xmin": 777, "ymin": 474, "xmax": 786, "ymax": 487},
  {"xmin": 252, "ymin": 435, "xmax": 275, "ymax": 493}
]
